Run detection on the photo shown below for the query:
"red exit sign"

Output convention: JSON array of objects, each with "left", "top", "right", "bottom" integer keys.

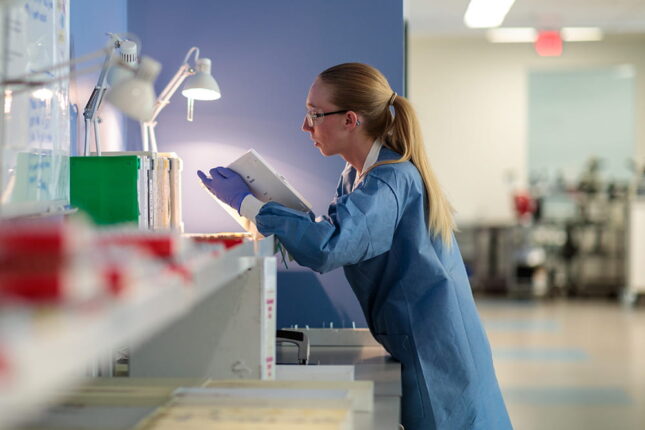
[{"left": 535, "top": 30, "right": 563, "bottom": 57}]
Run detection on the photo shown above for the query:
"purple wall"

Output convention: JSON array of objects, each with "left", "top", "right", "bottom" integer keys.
[
  {"left": 71, "top": 1, "right": 127, "bottom": 58},
  {"left": 128, "top": 0, "right": 405, "bottom": 328}
]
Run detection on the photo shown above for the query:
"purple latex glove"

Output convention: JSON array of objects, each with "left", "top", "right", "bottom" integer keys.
[{"left": 197, "top": 167, "right": 251, "bottom": 213}]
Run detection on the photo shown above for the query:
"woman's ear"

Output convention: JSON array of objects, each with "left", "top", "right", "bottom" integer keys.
[{"left": 345, "top": 111, "right": 360, "bottom": 128}]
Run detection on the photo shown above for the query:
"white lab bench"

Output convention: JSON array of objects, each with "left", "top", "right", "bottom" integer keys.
[{"left": 277, "top": 330, "right": 403, "bottom": 430}]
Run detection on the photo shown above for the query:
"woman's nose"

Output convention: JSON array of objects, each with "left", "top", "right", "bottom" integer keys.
[{"left": 302, "top": 116, "right": 312, "bottom": 132}]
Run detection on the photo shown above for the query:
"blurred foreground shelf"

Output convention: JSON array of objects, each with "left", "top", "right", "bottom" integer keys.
[{"left": 0, "top": 235, "right": 275, "bottom": 430}]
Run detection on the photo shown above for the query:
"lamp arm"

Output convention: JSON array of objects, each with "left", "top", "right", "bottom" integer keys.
[
  {"left": 147, "top": 63, "right": 192, "bottom": 125},
  {"left": 183, "top": 47, "right": 200, "bottom": 65},
  {"left": 141, "top": 63, "right": 194, "bottom": 153},
  {"left": 80, "top": 45, "right": 118, "bottom": 156},
  {"left": 139, "top": 47, "right": 200, "bottom": 153},
  {"left": 82, "top": 51, "right": 114, "bottom": 122}
]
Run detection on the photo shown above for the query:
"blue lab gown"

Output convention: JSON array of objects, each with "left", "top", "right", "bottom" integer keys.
[{"left": 255, "top": 147, "right": 513, "bottom": 430}]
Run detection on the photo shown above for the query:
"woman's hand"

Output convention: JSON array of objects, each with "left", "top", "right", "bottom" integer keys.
[{"left": 197, "top": 167, "right": 251, "bottom": 212}]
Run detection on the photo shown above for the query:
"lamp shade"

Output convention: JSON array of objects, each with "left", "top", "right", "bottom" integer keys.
[
  {"left": 106, "top": 40, "right": 138, "bottom": 86},
  {"left": 106, "top": 56, "right": 160, "bottom": 121},
  {"left": 181, "top": 58, "right": 221, "bottom": 101},
  {"left": 106, "top": 65, "right": 135, "bottom": 88}
]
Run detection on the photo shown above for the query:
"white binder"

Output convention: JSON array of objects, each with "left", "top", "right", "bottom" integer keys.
[
  {"left": 208, "top": 149, "right": 312, "bottom": 237},
  {"left": 229, "top": 149, "right": 312, "bottom": 213}
]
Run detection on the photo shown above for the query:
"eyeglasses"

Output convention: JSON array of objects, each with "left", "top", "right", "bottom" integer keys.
[{"left": 305, "top": 109, "right": 348, "bottom": 127}]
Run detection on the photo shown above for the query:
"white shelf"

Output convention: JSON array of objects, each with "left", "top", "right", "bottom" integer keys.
[{"left": 0, "top": 236, "right": 274, "bottom": 430}]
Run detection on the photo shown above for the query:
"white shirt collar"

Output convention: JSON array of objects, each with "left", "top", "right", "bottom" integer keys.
[
  {"left": 352, "top": 140, "right": 382, "bottom": 190},
  {"left": 363, "top": 139, "right": 383, "bottom": 173}
]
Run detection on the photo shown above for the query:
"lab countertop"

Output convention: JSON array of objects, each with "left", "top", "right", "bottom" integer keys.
[
  {"left": 278, "top": 341, "right": 402, "bottom": 430},
  {"left": 18, "top": 343, "right": 402, "bottom": 430}
]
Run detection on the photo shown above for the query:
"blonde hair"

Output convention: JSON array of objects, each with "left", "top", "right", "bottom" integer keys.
[{"left": 319, "top": 63, "right": 455, "bottom": 245}]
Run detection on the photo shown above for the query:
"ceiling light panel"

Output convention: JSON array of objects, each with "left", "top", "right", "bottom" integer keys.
[
  {"left": 464, "top": 0, "right": 517, "bottom": 28},
  {"left": 487, "top": 27, "right": 536, "bottom": 42}
]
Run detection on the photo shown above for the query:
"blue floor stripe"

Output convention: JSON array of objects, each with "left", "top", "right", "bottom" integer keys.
[
  {"left": 503, "top": 387, "right": 631, "bottom": 405},
  {"left": 484, "top": 320, "right": 560, "bottom": 332},
  {"left": 493, "top": 347, "right": 589, "bottom": 361}
]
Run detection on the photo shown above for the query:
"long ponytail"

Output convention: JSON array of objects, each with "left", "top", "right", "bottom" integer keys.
[{"left": 319, "top": 63, "right": 455, "bottom": 245}]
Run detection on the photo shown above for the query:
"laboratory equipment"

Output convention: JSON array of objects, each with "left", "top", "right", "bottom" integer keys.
[
  {"left": 0, "top": 218, "right": 100, "bottom": 303},
  {"left": 276, "top": 329, "right": 310, "bottom": 365}
]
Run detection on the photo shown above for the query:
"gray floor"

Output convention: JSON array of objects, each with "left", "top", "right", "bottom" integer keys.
[{"left": 477, "top": 297, "right": 645, "bottom": 430}]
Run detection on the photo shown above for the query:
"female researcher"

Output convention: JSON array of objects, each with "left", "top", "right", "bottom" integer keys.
[{"left": 198, "top": 63, "right": 513, "bottom": 430}]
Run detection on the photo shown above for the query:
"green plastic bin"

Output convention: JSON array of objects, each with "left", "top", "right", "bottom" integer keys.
[{"left": 70, "top": 156, "right": 140, "bottom": 225}]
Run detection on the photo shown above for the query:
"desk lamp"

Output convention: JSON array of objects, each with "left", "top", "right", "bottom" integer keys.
[
  {"left": 83, "top": 34, "right": 160, "bottom": 156},
  {"left": 139, "top": 47, "right": 221, "bottom": 152}
]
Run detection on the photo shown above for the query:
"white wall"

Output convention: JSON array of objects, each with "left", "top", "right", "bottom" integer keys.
[{"left": 409, "top": 35, "right": 645, "bottom": 225}]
